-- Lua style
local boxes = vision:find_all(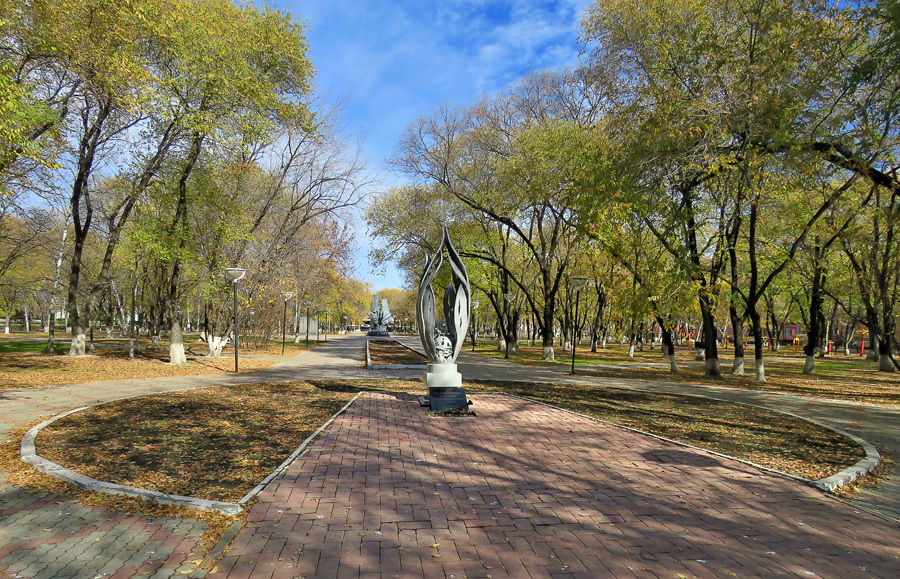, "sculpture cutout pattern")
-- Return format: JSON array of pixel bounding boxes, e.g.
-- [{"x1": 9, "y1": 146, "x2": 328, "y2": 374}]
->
[{"x1": 417, "y1": 227, "x2": 470, "y2": 365}]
